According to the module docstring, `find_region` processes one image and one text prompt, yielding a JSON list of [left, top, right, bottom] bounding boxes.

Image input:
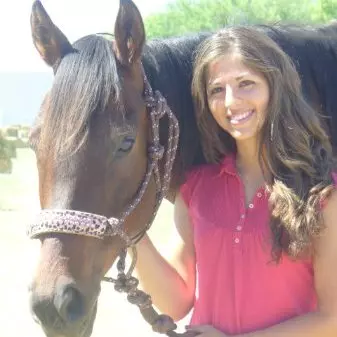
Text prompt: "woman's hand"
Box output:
[[186, 324, 228, 337]]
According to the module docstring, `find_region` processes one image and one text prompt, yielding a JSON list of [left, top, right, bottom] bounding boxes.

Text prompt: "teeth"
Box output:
[[230, 110, 253, 123]]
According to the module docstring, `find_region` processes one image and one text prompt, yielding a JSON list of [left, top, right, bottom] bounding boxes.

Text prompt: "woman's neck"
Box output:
[[235, 138, 268, 183], [237, 138, 258, 168]]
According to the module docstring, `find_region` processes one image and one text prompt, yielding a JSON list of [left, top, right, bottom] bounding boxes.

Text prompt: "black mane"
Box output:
[[142, 32, 210, 186], [41, 35, 125, 157]]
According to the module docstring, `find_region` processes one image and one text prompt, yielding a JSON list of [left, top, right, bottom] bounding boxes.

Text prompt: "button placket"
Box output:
[[234, 210, 246, 244], [234, 174, 248, 245]]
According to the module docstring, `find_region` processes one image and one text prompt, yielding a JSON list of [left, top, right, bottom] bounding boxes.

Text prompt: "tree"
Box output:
[[144, 0, 331, 39], [320, 0, 337, 21], [0, 132, 13, 174]]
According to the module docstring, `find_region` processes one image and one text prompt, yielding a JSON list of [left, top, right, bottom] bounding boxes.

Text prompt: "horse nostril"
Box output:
[[54, 285, 85, 323]]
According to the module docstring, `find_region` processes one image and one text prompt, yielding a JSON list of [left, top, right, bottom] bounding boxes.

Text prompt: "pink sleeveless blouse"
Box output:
[[180, 155, 317, 335]]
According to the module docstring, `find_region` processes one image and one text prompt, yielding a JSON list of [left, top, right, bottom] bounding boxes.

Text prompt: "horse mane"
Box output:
[[40, 35, 126, 157], [141, 32, 211, 188]]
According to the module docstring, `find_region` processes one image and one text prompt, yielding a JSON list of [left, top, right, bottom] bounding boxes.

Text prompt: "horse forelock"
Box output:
[[39, 35, 126, 158]]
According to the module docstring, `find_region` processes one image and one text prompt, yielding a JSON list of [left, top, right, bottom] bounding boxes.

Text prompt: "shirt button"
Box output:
[[236, 225, 242, 231], [241, 214, 245, 219], [257, 192, 262, 198], [248, 203, 254, 209], [234, 238, 240, 244]]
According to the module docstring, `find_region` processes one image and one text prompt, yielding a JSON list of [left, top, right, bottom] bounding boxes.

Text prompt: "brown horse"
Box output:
[[27, 1, 337, 337]]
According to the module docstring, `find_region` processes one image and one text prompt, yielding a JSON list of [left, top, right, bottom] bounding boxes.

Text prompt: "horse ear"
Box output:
[[30, 1, 73, 71], [114, 0, 145, 66]]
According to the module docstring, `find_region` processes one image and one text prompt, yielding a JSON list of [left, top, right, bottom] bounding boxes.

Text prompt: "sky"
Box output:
[[0, 0, 173, 72]]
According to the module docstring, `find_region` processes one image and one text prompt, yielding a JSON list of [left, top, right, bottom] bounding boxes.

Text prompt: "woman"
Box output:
[[134, 27, 337, 336]]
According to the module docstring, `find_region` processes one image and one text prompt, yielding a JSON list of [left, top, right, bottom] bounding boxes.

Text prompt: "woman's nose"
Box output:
[[224, 85, 238, 108]]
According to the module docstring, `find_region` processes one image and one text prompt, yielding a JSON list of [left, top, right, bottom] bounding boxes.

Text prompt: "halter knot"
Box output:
[[149, 144, 165, 161], [127, 289, 152, 309], [151, 91, 167, 119], [114, 275, 139, 293], [145, 95, 156, 108], [145, 91, 167, 120], [151, 315, 177, 334]]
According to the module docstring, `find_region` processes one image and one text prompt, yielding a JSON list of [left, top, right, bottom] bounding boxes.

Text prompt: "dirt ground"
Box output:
[[0, 149, 189, 337]]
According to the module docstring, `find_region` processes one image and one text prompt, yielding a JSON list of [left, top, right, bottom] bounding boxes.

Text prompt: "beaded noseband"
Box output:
[[27, 67, 192, 336]]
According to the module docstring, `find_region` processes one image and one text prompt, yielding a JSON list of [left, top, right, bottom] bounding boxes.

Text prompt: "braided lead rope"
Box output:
[[102, 69, 184, 336], [104, 251, 196, 337]]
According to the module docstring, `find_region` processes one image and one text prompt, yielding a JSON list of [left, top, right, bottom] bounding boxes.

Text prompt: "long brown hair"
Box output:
[[191, 26, 335, 261]]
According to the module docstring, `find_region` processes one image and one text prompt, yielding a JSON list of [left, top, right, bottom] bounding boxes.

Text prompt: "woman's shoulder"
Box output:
[[179, 164, 214, 207], [179, 155, 235, 206], [179, 165, 215, 206]]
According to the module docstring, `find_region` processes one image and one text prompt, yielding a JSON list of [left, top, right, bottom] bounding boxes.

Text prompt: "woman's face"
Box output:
[[206, 54, 270, 144]]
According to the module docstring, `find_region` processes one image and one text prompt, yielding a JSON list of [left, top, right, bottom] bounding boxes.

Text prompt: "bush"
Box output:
[[5, 140, 17, 158], [0, 133, 14, 157], [5, 127, 19, 138], [0, 157, 12, 174], [11, 138, 30, 149], [0, 133, 13, 173]]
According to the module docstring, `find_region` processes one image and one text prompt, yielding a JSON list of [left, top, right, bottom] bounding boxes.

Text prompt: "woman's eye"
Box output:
[[117, 136, 135, 154], [239, 80, 255, 88], [209, 87, 224, 95]]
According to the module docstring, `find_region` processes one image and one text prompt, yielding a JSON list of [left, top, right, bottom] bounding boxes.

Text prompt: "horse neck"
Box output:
[[142, 33, 210, 197]]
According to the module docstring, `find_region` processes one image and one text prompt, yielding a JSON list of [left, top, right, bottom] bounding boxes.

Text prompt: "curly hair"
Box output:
[[191, 26, 336, 262]]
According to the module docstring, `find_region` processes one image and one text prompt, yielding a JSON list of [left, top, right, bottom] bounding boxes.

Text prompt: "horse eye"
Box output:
[[117, 136, 135, 154]]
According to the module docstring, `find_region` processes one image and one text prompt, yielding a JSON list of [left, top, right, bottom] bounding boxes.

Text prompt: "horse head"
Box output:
[[28, 1, 178, 336]]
